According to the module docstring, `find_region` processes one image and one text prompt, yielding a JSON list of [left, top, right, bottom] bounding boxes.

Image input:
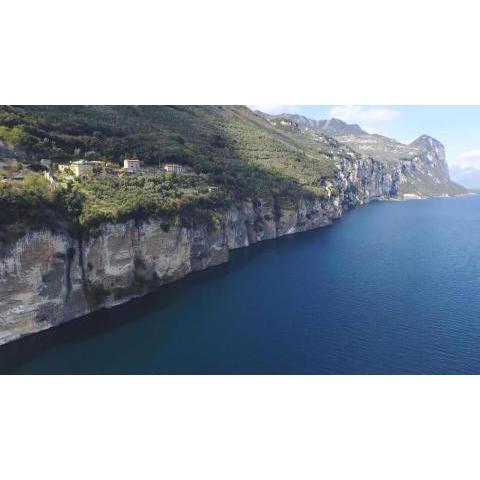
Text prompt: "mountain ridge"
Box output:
[[257, 110, 465, 196], [0, 105, 468, 345]]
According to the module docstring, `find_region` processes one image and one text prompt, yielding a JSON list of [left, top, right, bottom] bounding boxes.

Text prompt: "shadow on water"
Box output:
[[0, 256, 232, 373], [0, 219, 340, 374]]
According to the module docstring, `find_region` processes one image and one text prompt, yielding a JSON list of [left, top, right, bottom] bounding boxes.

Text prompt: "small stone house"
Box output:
[[71, 160, 93, 177], [123, 158, 141, 173], [163, 163, 187, 174], [59, 159, 93, 178]]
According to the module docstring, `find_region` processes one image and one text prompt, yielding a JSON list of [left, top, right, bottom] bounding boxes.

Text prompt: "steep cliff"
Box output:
[[0, 106, 465, 345], [0, 151, 396, 345], [265, 113, 465, 197]]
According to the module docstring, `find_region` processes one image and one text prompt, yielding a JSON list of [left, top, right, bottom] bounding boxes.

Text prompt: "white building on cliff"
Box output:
[[123, 158, 141, 173]]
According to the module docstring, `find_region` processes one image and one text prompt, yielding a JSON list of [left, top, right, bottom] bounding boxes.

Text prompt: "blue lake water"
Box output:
[[1, 195, 480, 374]]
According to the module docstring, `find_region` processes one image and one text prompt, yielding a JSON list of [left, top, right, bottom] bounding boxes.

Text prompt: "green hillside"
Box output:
[[264, 112, 467, 196], [0, 106, 466, 246], [0, 106, 339, 240]]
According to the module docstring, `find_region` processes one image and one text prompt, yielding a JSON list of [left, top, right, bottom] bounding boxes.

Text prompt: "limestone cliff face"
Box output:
[[333, 153, 397, 206], [409, 135, 450, 178], [394, 135, 460, 196], [0, 153, 433, 345], [271, 111, 465, 197]]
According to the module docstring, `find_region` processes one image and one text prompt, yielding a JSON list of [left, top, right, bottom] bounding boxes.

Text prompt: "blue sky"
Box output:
[[249, 105, 480, 171]]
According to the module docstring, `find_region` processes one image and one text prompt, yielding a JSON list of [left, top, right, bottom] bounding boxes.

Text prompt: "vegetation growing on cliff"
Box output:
[[71, 173, 229, 228], [0, 106, 335, 179], [0, 125, 25, 145], [0, 106, 337, 238], [0, 176, 54, 223], [0, 105, 465, 242]]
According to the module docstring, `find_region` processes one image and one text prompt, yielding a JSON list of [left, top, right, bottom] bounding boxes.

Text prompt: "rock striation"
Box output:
[[0, 120, 465, 345], [0, 151, 398, 345]]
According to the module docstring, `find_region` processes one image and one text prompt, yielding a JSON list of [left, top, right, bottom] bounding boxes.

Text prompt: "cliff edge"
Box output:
[[0, 106, 466, 344]]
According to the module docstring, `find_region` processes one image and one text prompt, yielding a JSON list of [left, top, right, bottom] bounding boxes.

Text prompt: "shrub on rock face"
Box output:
[[0, 125, 25, 145]]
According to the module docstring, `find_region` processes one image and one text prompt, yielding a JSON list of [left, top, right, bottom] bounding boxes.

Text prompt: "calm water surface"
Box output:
[[1, 195, 480, 374]]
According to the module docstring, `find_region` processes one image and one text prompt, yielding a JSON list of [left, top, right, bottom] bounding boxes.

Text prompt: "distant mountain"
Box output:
[[0, 105, 467, 240], [0, 105, 469, 345], [259, 111, 466, 197], [255, 112, 366, 136], [449, 165, 480, 190]]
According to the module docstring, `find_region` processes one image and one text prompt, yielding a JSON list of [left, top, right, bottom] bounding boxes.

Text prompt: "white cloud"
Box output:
[[248, 105, 301, 115], [329, 105, 400, 124], [455, 150, 480, 170]]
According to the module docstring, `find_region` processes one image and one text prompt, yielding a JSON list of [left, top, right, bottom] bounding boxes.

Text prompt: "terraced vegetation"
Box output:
[[0, 106, 340, 240], [0, 105, 466, 244]]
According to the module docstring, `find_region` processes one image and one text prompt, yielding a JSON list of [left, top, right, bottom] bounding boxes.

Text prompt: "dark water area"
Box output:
[[1, 195, 480, 374]]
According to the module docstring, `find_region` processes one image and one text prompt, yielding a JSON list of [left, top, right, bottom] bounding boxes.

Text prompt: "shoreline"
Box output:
[[0, 192, 470, 348]]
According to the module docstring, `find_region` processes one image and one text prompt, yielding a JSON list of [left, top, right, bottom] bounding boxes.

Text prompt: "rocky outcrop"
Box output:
[[264, 112, 466, 197], [394, 135, 462, 196], [0, 196, 340, 345], [0, 151, 453, 345]]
